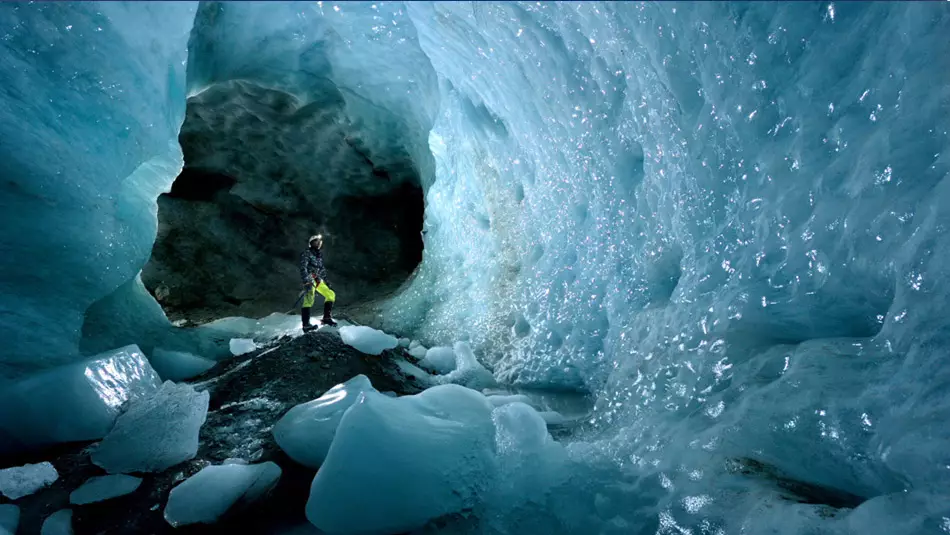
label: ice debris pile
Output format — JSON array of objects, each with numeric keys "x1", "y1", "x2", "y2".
[{"x1": 273, "y1": 375, "x2": 569, "y2": 534}]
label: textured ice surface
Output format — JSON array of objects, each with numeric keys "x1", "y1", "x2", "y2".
[
  {"x1": 69, "y1": 475, "x2": 142, "y2": 505},
  {"x1": 149, "y1": 348, "x2": 215, "y2": 382},
  {"x1": 92, "y1": 381, "x2": 209, "y2": 474},
  {"x1": 407, "y1": 343, "x2": 428, "y2": 360},
  {"x1": 0, "y1": 462, "x2": 58, "y2": 500},
  {"x1": 433, "y1": 342, "x2": 496, "y2": 390},
  {"x1": 338, "y1": 326, "x2": 398, "y2": 355},
  {"x1": 40, "y1": 509, "x2": 72, "y2": 535},
  {"x1": 273, "y1": 375, "x2": 377, "y2": 469},
  {"x1": 0, "y1": 345, "x2": 161, "y2": 454},
  {"x1": 228, "y1": 338, "x2": 257, "y2": 356},
  {"x1": 419, "y1": 346, "x2": 456, "y2": 374},
  {"x1": 0, "y1": 2, "x2": 948, "y2": 533},
  {"x1": 306, "y1": 385, "x2": 496, "y2": 534},
  {"x1": 0, "y1": 505, "x2": 18, "y2": 535},
  {"x1": 164, "y1": 462, "x2": 281, "y2": 527},
  {"x1": 0, "y1": 2, "x2": 197, "y2": 379}
]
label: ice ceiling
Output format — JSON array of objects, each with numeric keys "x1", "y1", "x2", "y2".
[{"x1": 0, "y1": 1, "x2": 948, "y2": 532}]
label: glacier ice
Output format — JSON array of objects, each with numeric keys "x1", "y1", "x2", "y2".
[
  {"x1": 0, "y1": 505, "x2": 18, "y2": 535},
  {"x1": 0, "y1": 345, "x2": 161, "y2": 454},
  {"x1": 338, "y1": 326, "x2": 398, "y2": 355},
  {"x1": 91, "y1": 381, "x2": 208, "y2": 474},
  {"x1": 69, "y1": 474, "x2": 142, "y2": 505},
  {"x1": 0, "y1": 462, "x2": 58, "y2": 500},
  {"x1": 306, "y1": 384, "x2": 496, "y2": 534},
  {"x1": 163, "y1": 462, "x2": 281, "y2": 527},
  {"x1": 149, "y1": 348, "x2": 215, "y2": 381},
  {"x1": 273, "y1": 375, "x2": 378, "y2": 469},
  {"x1": 40, "y1": 509, "x2": 72, "y2": 535},
  {"x1": 0, "y1": 1, "x2": 947, "y2": 533},
  {"x1": 228, "y1": 338, "x2": 257, "y2": 356},
  {"x1": 419, "y1": 346, "x2": 456, "y2": 374}
]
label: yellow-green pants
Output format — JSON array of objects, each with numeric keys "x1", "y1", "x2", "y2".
[{"x1": 303, "y1": 280, "x2": 336, "y2": 308}]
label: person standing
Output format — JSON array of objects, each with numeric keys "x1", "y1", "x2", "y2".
[{"x1": 299, "y1": 234, "x2": 337, "y2": 331}]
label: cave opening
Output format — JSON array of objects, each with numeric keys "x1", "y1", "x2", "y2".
[{"x1": 142, "y1": 80, "x2": 425, "y2": 324}]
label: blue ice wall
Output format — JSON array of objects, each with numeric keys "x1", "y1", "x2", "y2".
[
  {"x1": 0, "y1": 2, "x2": 948, "y2": 531},
  {"x1": 0, "y1": 2, "x2": 195, "y2": 381}
]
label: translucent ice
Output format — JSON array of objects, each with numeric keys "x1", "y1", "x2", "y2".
[
  {"x1": 149, "y1": 348, "x2": 215, "y2": 382},
  {"x1": 0, "y1": 345, "x2": 161, "y2": 454},
  {"x1": 228, "y1": 339, "x2": 257, "y2": 356},
  {"x1": 273, "y1": 375, "x2": 378, "y2": 469},
  {"x1": 306, "y1": 385, "x2": 496, "y2": 534},
  {"x1": 0, "y1": 2, "x2": 947, "y2": 533},
  {"x1": 92, "y1": 381, "x2": 209, "y2": 474},
  {"x1": 432, "y1": 342, "x2": 496, "y2": 391},
  {"x1": 0, "y1": 505, "x2": 18, "y2": 535},
  {"x1": 338, "y1": 326, "x2": 398, "y2": 356},
  {"x1": 40, "y1": 509, "x2": 72, "y2": 535},
  {"x1": 0, "y1": 462, "x2": 58, "y2": 500},
  {"x1": 164, "y1": 462, "x2": 281, "y2": 527},
  {"x1": 419, "y1": 346, "x2": 456, "y2": 374},
  {"x1": 69, "y1": 475, "x2": 142, "y2": 505}
]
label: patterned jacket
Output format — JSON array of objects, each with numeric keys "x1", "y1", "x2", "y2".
[{"x1": 299, "y1": 247, "x2": 328, "y2": 285}]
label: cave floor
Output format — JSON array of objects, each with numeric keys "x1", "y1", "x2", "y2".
[{"x1": 10, "y1": 330, "x2": 428, "y2": 534}]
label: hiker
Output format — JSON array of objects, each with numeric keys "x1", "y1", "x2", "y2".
[{"x1": 299, "y1": 234, "x2": 337, "y2": 331}]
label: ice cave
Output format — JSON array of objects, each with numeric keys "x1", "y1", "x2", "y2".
[{"x1": 0, "y1": 1, "x2": 948, "y2": 534}]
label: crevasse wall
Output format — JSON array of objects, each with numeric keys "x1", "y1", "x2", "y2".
[
  {"x1": 1, "y1": 2, "x2": 949, "y2": 530},
  {"x1": 0, "y1": 2, "x2": 196, "y2": 381}
]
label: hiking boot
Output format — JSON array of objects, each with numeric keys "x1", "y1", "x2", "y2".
[{"x1": 322, "y1": 301, "x2": 337, "y2": 326}]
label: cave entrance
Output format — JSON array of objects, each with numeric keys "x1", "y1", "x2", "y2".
[{"x1": 142, "y1": 81, "x2": 424, "y2": 324}]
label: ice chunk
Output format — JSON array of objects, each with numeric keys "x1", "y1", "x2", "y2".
[
  {"x1": 0, "y1": 345, "x2": 161, "y2": 454},
  {"x1": 306, "y1": 384, "x2": 495, "y2": 534},
  {"x1": 397, "y1": 337, "x2": 411, "y2": 348},
  {"x1": 149, "y1": 348, "x2": 215, "y2": 381},
  {"x1": 207, "y1": 313, "x2": 303, "y2": 342},
  {"x1": 419, "y1": 346, "x2": 456, "y2": 374},
  {"x1": 69, "y1": 475, "x2": 142, "y2": 505},
  {"x1": 229, "y1": 338, "x2": 257, "y2": 356},
  {"x1": 433, "y1": 342, "x2": 496, "y2": 390},
  {"x1": 40, "y1": 509, "x2": 72, "y2": 535},
  {"x1": 0, "y1": 462, "x2": 58, "y2": 500},
  {"x1": 338, "y1": 326, "x2": 398, "y2": 355},
  {"x1": 164, "y1": 462, "x2": 281, "y2": 527},
  {"x1": 407, "y1": 345, "x2": 428, "y2": 360},
  {"x1": 91, "y1": 381, "x2": 209, "y2": 474},
  {"x1": 489, "y1": 403, "x2": 569, "y2": 506},
  {"x1": 273, "y1": 375, "x2": 377, "y2": 469},
  {"x1": 0, "y1": 504, "x2": 19, "y2": 535}
]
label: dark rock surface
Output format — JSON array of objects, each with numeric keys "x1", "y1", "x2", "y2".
[{"x1": 5, "y1": 329, "x2": 427, "y2": 534}]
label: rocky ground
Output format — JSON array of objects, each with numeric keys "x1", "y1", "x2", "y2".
[{"x1": 8, "y1": 329, "x2": 428, "y2": 534}]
